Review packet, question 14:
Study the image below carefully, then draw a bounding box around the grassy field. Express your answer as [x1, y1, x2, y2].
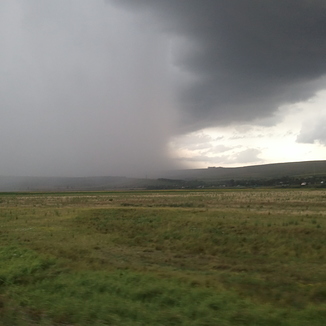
[0, 189, 325, 325]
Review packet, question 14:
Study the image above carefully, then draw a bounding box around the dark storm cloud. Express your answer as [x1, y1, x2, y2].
[2, 1, 326, 177]
[110, 0, 326, 131]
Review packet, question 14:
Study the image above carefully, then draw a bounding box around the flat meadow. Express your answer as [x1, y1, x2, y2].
[0, 189, 325, 325]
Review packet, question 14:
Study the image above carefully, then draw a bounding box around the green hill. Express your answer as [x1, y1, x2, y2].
[163, 160, 326, 181]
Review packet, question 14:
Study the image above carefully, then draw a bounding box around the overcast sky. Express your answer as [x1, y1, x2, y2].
[1, 0, 326, 177]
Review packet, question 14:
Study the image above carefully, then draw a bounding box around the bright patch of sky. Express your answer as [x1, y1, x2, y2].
[169, 90, 326, 168]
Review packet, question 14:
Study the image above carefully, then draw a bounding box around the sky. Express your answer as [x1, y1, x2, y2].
[1, 0, 326, 177]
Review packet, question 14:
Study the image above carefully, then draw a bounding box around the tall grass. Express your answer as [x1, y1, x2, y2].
[0, 189, 325, 325]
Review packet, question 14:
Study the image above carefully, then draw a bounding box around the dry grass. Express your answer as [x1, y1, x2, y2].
[0, 189, 325, 325]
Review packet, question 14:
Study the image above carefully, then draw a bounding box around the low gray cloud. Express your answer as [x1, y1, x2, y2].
[176, 147, 262, 166]
[110, 0, 326, 131]
[211, 145, 232, 154]
[235, 148, 262, 164]
[297, 118, 326, 145]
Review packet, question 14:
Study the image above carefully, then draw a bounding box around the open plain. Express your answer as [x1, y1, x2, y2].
[0, 189, 325, 325]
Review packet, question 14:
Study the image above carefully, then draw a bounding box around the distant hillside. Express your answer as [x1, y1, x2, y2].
[0, 176, 143, 192]
[1, 160, 326, 191]
[0, 175, 186, 192]
[162, 160, 326, 181]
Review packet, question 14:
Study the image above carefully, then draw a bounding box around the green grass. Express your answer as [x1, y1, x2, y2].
[1, 247, 325, 326]
[0, 189, 326, 325]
